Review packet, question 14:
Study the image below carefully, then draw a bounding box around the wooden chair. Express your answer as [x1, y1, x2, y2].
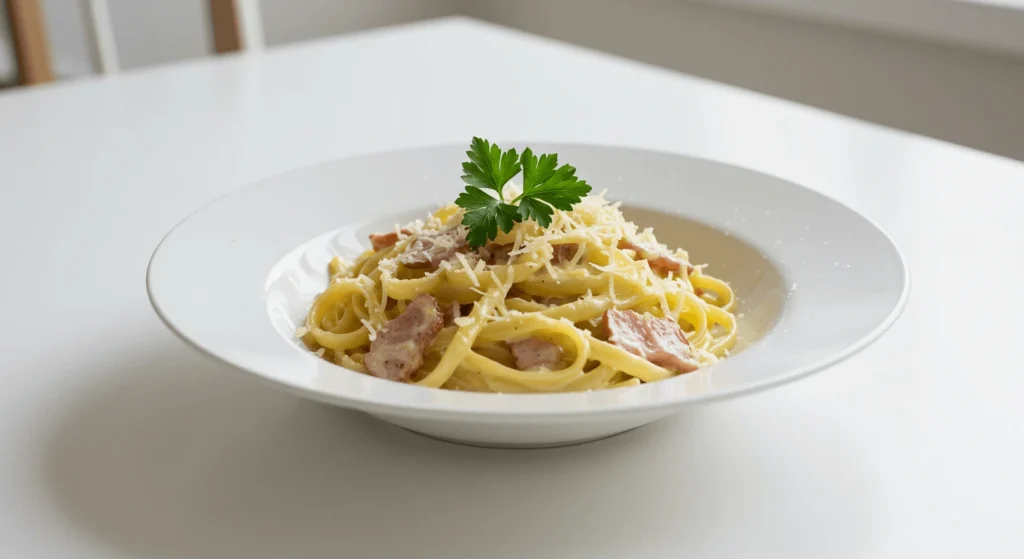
[3, 0, 263, 86]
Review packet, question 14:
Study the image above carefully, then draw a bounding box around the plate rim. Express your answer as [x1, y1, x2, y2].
[147, 142, 910, 419]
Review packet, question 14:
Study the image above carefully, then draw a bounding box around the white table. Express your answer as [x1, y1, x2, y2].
[2, 17, 1022, 559]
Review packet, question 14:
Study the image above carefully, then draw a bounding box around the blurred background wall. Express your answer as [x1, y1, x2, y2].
[2, 0, 1023, 160]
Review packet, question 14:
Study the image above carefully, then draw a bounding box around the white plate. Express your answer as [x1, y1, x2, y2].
[147, 144, 908, 447]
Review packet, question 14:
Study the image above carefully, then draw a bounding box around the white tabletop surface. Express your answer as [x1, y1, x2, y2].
[2, 17, 1022, 559]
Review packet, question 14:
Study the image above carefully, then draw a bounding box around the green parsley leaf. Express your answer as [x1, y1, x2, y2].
[515, 148, 591, 227]
[456, 186, 519, 248]
[516, 198, 554, 227]
[461, 137, 522, 199]
[520, 148, 558, 192]
[455, 139, 592, 248]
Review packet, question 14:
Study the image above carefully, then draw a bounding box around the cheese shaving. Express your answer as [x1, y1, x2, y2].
[361, 319, 378, 341]
[456, 253, 480, 287]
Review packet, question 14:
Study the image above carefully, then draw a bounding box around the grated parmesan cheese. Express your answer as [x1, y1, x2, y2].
[361, 319, 378, 341]
[543, 257, 559, 283]
[638, 259, 671, 318]
[455, 253, 480, 287]
[569, 243, 586, 267]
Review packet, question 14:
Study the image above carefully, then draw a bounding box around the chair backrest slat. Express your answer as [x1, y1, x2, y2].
[5, 0, 54, 85]
[82, 0, 118, 74]
[210, 0, 243, 53]
[3, 0, 260, 86]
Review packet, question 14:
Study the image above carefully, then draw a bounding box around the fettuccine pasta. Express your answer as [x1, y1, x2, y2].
[299, 191, 738, 393]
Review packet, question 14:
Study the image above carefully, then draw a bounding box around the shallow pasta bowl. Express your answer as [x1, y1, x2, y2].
[147, 143, 908, 448]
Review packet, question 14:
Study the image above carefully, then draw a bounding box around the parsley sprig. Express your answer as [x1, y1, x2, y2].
[455, 137, 591, 248]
